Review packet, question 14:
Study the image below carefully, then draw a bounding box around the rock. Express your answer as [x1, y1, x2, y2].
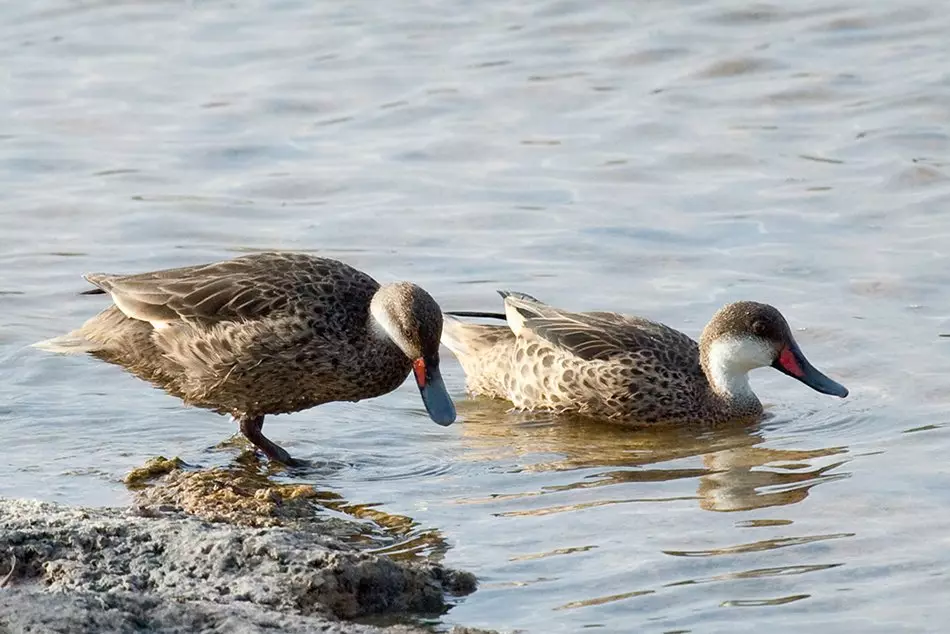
[124, 456, 185, 487]
[0, 497, 489, 634]
[129, 460, 341, 529]
[0, 588, 439, 634]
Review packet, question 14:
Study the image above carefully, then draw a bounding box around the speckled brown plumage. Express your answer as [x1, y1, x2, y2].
[442, 291, 848, 426]
[35, 252, 453, 464]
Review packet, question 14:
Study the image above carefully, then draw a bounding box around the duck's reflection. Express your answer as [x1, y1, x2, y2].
[455, 398, 848, 513]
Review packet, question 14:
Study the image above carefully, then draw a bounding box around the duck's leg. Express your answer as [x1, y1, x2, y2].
[236, 414, 296, 465]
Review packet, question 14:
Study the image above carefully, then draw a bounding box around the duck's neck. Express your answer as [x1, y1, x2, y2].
[701, 338, 763, 410]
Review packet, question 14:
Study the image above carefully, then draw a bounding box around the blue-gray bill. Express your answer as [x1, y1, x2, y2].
[414, 359, 456, 426]
[772, 343, 849, 398]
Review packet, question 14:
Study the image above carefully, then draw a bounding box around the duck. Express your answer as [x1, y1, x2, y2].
[33, 252, 456, 465]
[441, 291, 847, 425]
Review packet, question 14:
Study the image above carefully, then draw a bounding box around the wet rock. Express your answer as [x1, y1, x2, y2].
[125, 458, 451, 560]
[130, 460, 338, 528]
[124, 455, 184, 487]
[0, 496, 486, 634]
[125, 458, 439, 556]
[0, 588, 440, 634]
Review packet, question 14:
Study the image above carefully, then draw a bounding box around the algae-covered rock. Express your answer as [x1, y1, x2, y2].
[123, 458, 448, 560]
[129, 462, 329, 527]
[123, 456, 184, 487]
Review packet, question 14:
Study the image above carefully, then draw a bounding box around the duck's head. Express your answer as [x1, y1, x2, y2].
[371, 282, 456, 426]
[699, 301, 849, 400]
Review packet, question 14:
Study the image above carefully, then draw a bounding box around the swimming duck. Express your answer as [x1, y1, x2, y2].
[34, 252, 456, 465]
[442, 291, 847, 424]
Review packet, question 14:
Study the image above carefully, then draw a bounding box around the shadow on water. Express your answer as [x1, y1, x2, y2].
[454, 398, 850, 514]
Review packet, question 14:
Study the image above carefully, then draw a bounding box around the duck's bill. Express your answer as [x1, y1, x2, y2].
[772, 342, 849, 398]
[412, 358, 457, 426]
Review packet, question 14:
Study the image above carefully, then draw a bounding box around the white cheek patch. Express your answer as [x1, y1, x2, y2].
[706, 336, 774, 398]
[370, 300, 412, 357]
[369, 305, 392, 340]
[707, 337, 774, 372]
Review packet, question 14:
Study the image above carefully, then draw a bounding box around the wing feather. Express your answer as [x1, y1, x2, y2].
[82, 252, 367, 326]
[500, 291, 699, 364]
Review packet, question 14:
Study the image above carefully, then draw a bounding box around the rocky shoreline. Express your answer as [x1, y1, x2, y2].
[0, 460, 491, 634]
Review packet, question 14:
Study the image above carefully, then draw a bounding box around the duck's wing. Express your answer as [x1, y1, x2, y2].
[83, 252, 363, 326]
[500, 290, 700, 365]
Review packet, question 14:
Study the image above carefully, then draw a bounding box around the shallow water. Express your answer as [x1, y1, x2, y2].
[2, 0, 950, 631]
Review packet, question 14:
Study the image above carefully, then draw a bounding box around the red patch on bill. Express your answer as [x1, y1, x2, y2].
[413, 358, 427, 387]
[779, 347, 804, 377]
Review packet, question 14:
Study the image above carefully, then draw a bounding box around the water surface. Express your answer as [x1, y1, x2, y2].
[2, 0, 950, 632]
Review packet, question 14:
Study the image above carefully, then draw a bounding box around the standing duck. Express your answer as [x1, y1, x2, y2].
[34, 252, 456, 465]
[442, 291, 847, 424]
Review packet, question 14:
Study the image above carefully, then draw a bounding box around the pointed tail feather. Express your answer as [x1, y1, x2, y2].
[441, 314, 514, 358]
[440, 315, 472, 357]
[444, 310, 507, 320]
[446, 291, 542, 321]
[32, 331, 101, 354]
[497, 290, 542, 303]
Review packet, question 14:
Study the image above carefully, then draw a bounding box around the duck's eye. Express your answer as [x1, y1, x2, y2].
[751, 320, 767, 335]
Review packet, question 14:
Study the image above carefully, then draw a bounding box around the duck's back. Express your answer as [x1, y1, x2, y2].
[86, 252, 378, 328]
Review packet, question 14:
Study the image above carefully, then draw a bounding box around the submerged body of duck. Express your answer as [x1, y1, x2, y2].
[34, 252, 456, 465]
[442, 291, 848, 425]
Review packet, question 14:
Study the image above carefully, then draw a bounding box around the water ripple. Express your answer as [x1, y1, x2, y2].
[663, 533, 856, 558]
